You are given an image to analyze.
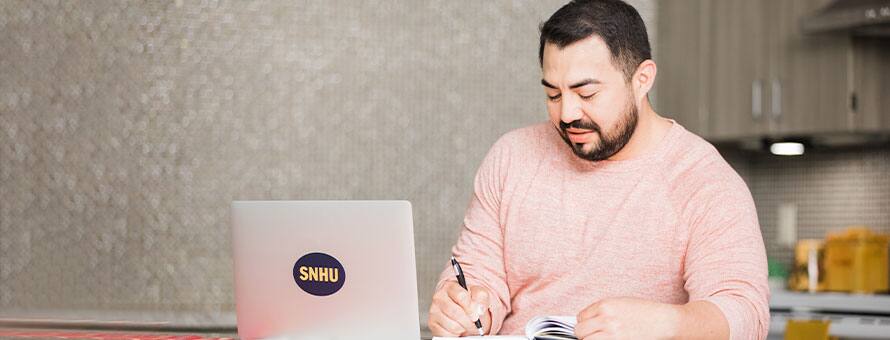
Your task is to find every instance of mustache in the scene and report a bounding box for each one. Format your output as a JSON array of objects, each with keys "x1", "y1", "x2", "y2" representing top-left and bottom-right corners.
[{"x1": 560, "y1": 119, "x2": 601, "y2": 133}]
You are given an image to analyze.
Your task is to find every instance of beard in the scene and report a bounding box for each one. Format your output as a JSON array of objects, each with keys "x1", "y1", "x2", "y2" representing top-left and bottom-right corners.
[{"x1": 556, "y1": 99, "x2": 639, "y2": 162}]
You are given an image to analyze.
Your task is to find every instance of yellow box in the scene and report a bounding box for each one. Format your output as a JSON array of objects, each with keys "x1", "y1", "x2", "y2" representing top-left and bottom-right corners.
[
  {"x1": 785, "y1": 319, "x2": 830, "y2": 340},
  {"x1": 823, "y1": 226, "x2": 889, "y2": 294}
]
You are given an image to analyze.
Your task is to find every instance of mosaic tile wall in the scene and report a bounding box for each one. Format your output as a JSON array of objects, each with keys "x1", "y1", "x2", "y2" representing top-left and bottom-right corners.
[
  {"x1": 726, "y1": 148, "x2": 890, "y2": 267},
  {"x1": 0, "y1": 0, "x2": 658, "y2": 322}
]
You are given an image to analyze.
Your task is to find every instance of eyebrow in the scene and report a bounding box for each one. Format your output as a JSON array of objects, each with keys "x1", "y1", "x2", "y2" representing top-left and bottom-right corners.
[{"x1": 541, "y1": 78, "x2": 602, "y2": 89}]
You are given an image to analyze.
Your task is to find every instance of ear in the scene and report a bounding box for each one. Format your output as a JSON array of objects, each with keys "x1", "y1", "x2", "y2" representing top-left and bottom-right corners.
[{"x1": 632, "y1": 59, "x2": 657, "y2": 101}]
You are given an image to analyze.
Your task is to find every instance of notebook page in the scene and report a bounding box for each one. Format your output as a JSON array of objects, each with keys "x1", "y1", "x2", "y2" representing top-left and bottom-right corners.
[
  {"x1": 525, "y1": 316, "x2": 577, "y2": 340},
  {"x1": 432, "y1": 336, "x2": 527, "y2": 340}
]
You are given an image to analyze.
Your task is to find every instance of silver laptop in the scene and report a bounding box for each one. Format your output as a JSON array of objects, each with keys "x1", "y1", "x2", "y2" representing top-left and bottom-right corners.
[{"x1": 232, "y1": 200, "x2": 421, "y2": 339}]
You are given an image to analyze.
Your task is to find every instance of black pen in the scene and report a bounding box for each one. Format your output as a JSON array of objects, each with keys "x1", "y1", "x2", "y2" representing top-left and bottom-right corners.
[{"x1": 451, "y1": 256, "x2": 485, "y2": 336}]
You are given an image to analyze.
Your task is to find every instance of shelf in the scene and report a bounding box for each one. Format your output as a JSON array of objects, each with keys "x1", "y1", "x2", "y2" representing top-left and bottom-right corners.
[
  {"x1": 771, "y1": 312, "x2": 890, "y2": 339},
  {"x1": 770, "y1": 290, "x2": 890, "y2": 315}
]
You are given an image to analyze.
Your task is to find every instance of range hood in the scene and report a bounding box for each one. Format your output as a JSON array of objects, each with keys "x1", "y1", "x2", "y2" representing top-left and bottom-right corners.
[{"x1": 801, "y1": 0, "x2": 890, "y2": 36}]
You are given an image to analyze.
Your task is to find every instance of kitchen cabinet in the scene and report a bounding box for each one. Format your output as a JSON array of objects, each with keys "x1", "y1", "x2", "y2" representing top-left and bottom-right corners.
[
  {"x1": 852, "y1": 37, "x2": 890, "y2": 132},
  {"x1": 657, "y1": 0, "x2": 770, "y2": 140},
  {"x1": 706, "y1": 0, "x2": 770, "y2": 140},
  {"x1": 655, "y1": 0, "x2": 710, "y2": 136},
  {"x1": 766, "y1": 0, "x2": 852, "y2": 136},
  {"x1": 656, "y1": 0, "x2": 890, "y2": 142}
]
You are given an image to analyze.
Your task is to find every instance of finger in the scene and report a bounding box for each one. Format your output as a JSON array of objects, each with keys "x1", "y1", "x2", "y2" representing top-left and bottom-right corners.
[
  {"x1": 429, "y1": 305, "x2": 466, "y2": 336},
  {"x1": 429, "y1": 318, "x2": 462, "y2": 337},
  {"x1": 438, "y1": 295, "x2": 481, "y2": 333},
  {"x1": 577, "y1": 301, "x2": 601, "y2": 321},
  {"x1": 573, "y1": 318, "x2": 605, "y2": 339},
  {"x1": 582, "y1": 333, "x2": 610, "y2": 340},
  {"x1": 469, "y1": 286, "x2": 490, "y2": 305},
  {"x1": 477, "y1": 310, "x2": 492, "y2": 334},
  {"x1": 446, "y1": 282, "x2": 472, "y2": 308},
  {"x1": 468, "y1": 286, "x2": 490, "y2": 320}
]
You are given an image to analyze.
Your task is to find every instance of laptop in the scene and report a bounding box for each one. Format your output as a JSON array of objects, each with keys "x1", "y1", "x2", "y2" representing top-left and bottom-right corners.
[{"x1": 231, "y1": 200, "x2": 422, "y2": 339}]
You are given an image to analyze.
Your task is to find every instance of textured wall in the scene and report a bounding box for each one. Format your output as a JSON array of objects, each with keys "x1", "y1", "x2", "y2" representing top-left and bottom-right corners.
[
  {"x1": 746, "y1": 149, "x2": 890, "y2": 267},
  {"x1": 722, "y1": 147, "x2": 890, "y2": 268},
  {"x1": 0, "y1": 0, "x2": 661, "y2": 323},
  {"x1": 721, "y1": 147, "x2": 890, "y2": 265}
]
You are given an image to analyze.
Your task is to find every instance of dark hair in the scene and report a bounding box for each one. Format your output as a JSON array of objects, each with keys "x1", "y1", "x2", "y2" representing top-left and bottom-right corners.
[{"x1": 539, "y1": 0, "x2": 651, "y2": 82}]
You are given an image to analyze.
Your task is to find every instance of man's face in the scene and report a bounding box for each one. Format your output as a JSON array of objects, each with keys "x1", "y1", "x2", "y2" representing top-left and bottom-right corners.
[{"x1": 542, "y1": 36, "x2": 638, "y2": 162}]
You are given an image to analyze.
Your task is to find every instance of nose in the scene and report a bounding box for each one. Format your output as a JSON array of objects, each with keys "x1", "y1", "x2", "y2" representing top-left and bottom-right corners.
[{"x1": 560, "y1": 94, "x2": 583, "y2": 124}]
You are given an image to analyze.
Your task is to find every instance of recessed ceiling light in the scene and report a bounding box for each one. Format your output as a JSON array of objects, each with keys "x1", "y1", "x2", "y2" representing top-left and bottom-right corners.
[{"x1": 770, "y1": 142, "x2": 805, "y2": 156}]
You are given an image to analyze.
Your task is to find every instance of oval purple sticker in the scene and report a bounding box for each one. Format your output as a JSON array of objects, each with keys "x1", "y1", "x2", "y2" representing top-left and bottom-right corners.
[{"x1": 293, "y1": 252, "x2": 345, "y2": 296}]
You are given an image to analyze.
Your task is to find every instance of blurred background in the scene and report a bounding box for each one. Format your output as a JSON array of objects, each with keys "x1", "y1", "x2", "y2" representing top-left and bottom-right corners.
[{"x1": 0, "y1": 0, "x2": 888, "y2": 339}]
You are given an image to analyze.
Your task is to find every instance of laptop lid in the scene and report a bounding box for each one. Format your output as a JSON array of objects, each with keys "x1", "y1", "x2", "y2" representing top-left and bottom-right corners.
[{"x1": 232, "y1": 200, "x2": 421, "y2": 339}]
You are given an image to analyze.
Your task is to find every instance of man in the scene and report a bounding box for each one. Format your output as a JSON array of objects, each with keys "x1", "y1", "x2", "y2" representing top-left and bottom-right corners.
[{"x1": 428, "y1": 0, "x2": 769, "y2": 339}]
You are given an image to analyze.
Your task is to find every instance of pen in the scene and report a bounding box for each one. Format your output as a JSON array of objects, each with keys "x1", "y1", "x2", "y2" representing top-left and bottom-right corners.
[{"x1": 451, "y1": 256, "x2": 485, "y2": 336}]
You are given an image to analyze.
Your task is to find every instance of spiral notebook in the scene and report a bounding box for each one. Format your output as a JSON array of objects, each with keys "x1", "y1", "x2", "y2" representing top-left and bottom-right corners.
[{"x1": 432, "y1": 316, "x2": 577, "y2": 340}]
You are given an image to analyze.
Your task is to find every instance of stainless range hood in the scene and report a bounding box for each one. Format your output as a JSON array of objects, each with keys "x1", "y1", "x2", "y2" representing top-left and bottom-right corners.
[{"x1": 801, "y1": 0, "x2": 890, "y2": 36}]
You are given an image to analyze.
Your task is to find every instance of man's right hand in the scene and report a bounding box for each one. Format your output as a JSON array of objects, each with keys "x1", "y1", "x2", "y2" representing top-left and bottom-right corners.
[{"x1": 429, "y1": 281, "x2": 493, "y2": 336}]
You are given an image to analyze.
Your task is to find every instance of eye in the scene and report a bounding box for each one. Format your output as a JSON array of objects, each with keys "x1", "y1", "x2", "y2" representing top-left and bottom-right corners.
[
  {"x1": 547, "y1": 93, "x2": 562, "y2": 102},
  {"x1": 580, "y1": 93, "x2": 596, "y2": 100}
]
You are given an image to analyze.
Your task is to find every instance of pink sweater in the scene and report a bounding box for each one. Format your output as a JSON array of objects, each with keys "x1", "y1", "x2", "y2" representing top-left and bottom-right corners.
[{"x1": 437, "y1": 121, "x2": 769, "y2": 339}]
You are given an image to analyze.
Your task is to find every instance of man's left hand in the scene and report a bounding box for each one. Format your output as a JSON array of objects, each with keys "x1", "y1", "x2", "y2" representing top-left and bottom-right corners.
[{"x1": 574, "y1": 297, "x2": 681, "y2": 340}]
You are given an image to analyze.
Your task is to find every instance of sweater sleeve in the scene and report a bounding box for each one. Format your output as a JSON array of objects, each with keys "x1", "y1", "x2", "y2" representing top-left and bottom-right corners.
[
  {"x1": 681, "y1": 160, "x2": 771, "y2": 340},
  {"x1": 435, "y1": 135, "x2": 513, "y2": 334}
]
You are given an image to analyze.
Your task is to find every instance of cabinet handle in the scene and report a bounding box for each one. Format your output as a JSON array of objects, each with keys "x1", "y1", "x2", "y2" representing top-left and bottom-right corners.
[
  {"x1": 771, "y1": 78, "x2": 782, "y2": 118},
  {"x1": 752, "y1": 80, "x2": 763, "y2": 119}
]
